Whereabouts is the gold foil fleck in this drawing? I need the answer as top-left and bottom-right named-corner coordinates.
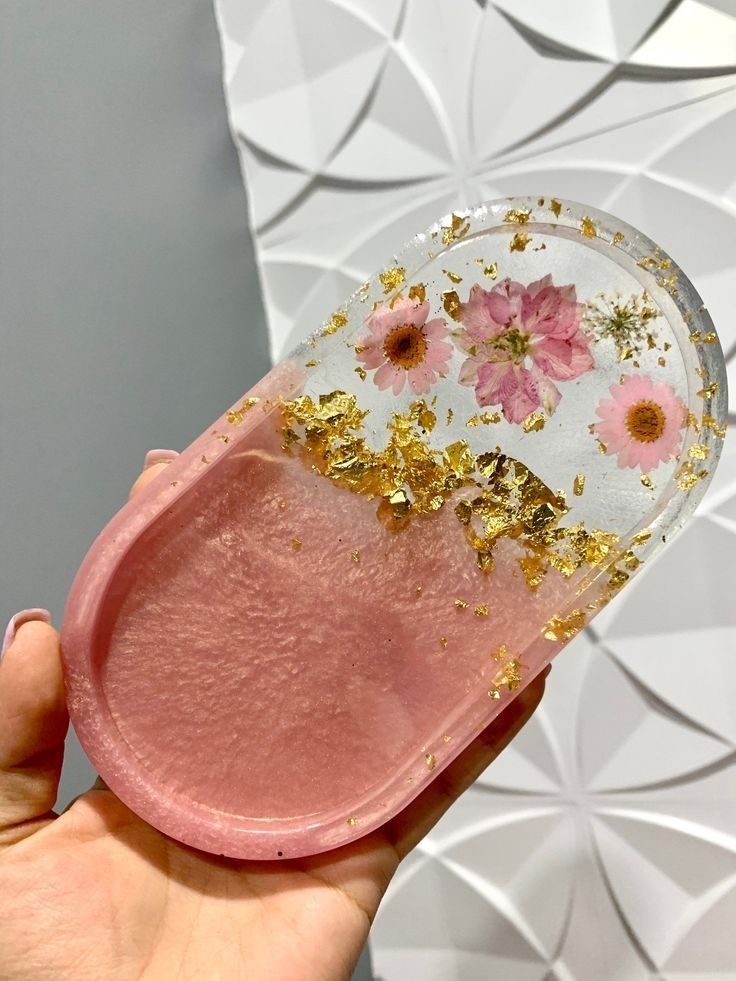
top-left (640, 474), bottom-right (654, 489)
top-left (522, 410), bottom-right (546, 433)
top-left (278, 498), bottom-right (287, 510)
top-left (379, 267), bottom-right (406, 294)
top-left (443, 269), bottom-right (463, 284)
top-left (442, 289), bottom-right (462, 322)
top-left (454, 598), bottom-right (469, 610)
top-left (550, 199), bottom-right (562, 218)
top-left (487, 686), bottom-right (501, 699)
top-left (483, 262), bottom-right (498, 279)
top-left (697, 382), bottom-right (719, 399)
top-left (543, 610), bottom-right (586, 641)
top-left (613, 231), bottom-right (624, 244)
top-left (580, 216), bottom-right (597, 238)
top-left (509, 232), bottom-right (531, 252)
top-left (504, 208), bottom-right (531, 224)
top-left (201, 454), bottom-right (210, 465)
top-left (442, 734), bottom-right (452, 743)
top-left (474, 604), bottom-right (489, 617)
top-left (354, 366), bottom-right (367, 381)
top-left (322, 309), bottom-right (348, 337)
top-left (305, 359), bottom-right (319, 368)
top-left (446, 407), bottom-right (454, 426)
top-left (442, 212), bottom-right (471, 245)
top-left (598, 442), bottom-right (608, 454)
top-left (630, 529), bottom-right (651, 546)
top-left (495, 658), bottom-right (524, 692)
top-left (573, 474), bottom-right (585, 496)
top-left (346, 817), bottom-right (359, 827)
top-left (351, 549), bottom-right (360, 563)
top-left (291, 538), bottom-right (302, 550)
top-left (491, 644), bottom-right (508, 662)
top-left (518, 555), bottom-right (547, 590)
top-left (227, 397), bottom-right (259, 425)
top-left (658, 356), bottom-right (666, 367)
top-left (439, 637), bottom-right (448, 648)
top-left (408, 282), bottom-right (426, 302)
top-left (703, 414), bottom-right (726, 438)
top-left (688, 443), bottom-right (709, 460)
top-left (409, 400), bottom-right (437, 432)
top-left (425, 753), bottom-right (437, 771)
top-left (215, 433), bottom-right (231, 444)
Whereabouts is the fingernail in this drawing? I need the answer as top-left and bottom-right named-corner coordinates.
top-left (144, 449), bottom-right (179, 469)
top-left (1, 608), bottom-right (51, 659)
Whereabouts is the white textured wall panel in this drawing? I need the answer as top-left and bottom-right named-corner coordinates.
top-left (217, 1), bottom-right (736, 976)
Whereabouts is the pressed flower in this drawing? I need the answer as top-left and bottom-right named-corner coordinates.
top-left (593, 374), bottom-right (686, 472)
top-left (453, 275), bottom-right (594, 423)
top-left (357, 299), bottom-right (452, 396)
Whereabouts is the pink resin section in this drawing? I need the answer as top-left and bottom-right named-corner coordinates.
top-left (99, 415), bottom-right (573, 836)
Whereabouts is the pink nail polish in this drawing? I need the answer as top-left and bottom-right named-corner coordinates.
top-left (1, 608), bottom-right (51, 659)
top-left (143, 449), bottom-right (179, 470)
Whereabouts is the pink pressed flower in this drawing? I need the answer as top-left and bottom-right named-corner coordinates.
top-left (454, 275), bottom-right (594, 423)
top-left (594, 374), bottom-right (686, 472)
top-left (357, 298), bottom-right (453, 396)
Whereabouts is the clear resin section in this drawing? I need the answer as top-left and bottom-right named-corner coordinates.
top-left (97, 199), bottom-right (726, 851)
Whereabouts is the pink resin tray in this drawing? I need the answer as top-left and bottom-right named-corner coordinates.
top-left (61, 198), bottom-right (727, 860)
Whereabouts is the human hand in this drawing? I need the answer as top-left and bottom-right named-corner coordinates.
top-left (0, 452), bottom-right (548, 981)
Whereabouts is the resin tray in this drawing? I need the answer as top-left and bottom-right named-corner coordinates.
top-left (61, 198), bottom-right (727, 860)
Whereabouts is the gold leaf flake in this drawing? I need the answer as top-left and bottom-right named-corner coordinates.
top-left (518, 555), bottom-right (547, 590)
top-left (443, 268), bottom-right (463, 284)
top-left (446, 407), bottom-right (454, 426)
top-left (504, 208), bottom-right (531, 224)
top-left (454, 598), bottom-right (469, 610)
top-left (474, 604), bottom-right (489, 617)
top-left (612, 231), bottom-right (624, 244)
top-left (491, 644), bottom-right (508, 662)
top-left (550, 199), bottom-right (562, 218)
top-left (425, 753), bottom-right (437, 771)
top-left (487, 686), bottom-right (501, 700)
top-left (494, 658), bottom-right (524, 691)
top-left (598, 442), bottom-right (608, 454)
top-left (227, 397), bottom-right (259, 425)
top-left (543, 610), bottom-right (586, 641)
top-left (305, 359), bottom-right (319, 367)
top-left (442, 212), bottom-right (471, 245)
top-left (697, 382), bottom-right (720, 399)
top-left (509, 232), bottom-right (531, 252)
top-left (483, 262), bottom-right (498, 279)
top-left (278, 498), bottom-right (287, 510)
top-left (354, 366), bottom-right (367, 381)
top-left (346, 817), bottom-right (358, 827)
top-left (573, 474), bottom-right (585, 496)
top-left (201, 454), bottom-right (210, 465)
top-left (439, 636), bottom-right (447, 648)
top-left (658, 357), bottom-right (666, 367)
top-left (630, 529), bottom-right (651, 546)
top-left (442, 289), bottom-right (462, 322)
top-left (640, 474), bottom-right (654, 489)
top-left (379, 267), bottom-right (406, 294)
top-left (322, 309), bottom-right (348, 336)
top-left (703, 414), bottom-right (726, 438)
top-left (522, 410), bottom-right (546, 433)
top-left (215, 433), bottom-right (231, 444)
top-left (291, 538), bottom-right (302, 551)
top-left (688, 443), bottom-right (709, 460)
top-left (408, 282), bottom-right (426, 302)
top-left (580, 216), bottom-right (597, 238)
top-left (442, 734), bottom-right (452, 743)
top-left (351, 549), bottom-right (360, 563)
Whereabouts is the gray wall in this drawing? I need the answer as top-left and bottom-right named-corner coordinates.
top-left (0, 0), bottom-right (271, 800)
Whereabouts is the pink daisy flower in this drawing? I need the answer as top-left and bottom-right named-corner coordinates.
top-left (594, 374), bottom-right (686, 472)
top-left (454, 275), bottom-right (594, 423)
top-left (357, 298), bottom-right (452, 396)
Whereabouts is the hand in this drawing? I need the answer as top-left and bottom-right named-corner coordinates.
top-left (0, 454), bottom-right (547, 981)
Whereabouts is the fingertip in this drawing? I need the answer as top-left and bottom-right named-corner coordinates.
top-left (128, 461), bottom-right (174, 500)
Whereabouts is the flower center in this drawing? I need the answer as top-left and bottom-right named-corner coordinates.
top-left (492, 327), bottom-right (530, 363)
top-left (625, 401), bottom-right (666, 443)
top-left (383, 324), bottom-right (427, 369)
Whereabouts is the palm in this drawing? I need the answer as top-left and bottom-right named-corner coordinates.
top-left (0, 461), bottom-right (546, 980)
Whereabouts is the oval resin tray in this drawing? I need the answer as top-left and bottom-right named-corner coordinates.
top-left (62, 198), bottom-right (727, 860)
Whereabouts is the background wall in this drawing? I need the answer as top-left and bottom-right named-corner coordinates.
top-left (217, 1), bottom-right (736, 977)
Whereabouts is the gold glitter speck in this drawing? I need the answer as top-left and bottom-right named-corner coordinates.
top-left (354, 366), bottom-right (367, 381)
top-left (443, 269), bottom-right (463, 284)
top-left (305, 359), bottom-right (318, 367)
top-left (439, 637), bottom-right (448, 648)
top-left (474, 604), bottom-right (489, 617)
top-left (454, 598), bottom-right (469, 610)
top-left (446, 407), bottom-right (454, 426)
top-left (544, 610), bottom-right (586, 641)
top-left (425, 753), bottom-right (437, 771)
top-left (346, 817), bottom-right (358, 827)
top-left (351, 549), bottom-right (360, 563)
top-left (488, 686), bottom-right (501, 700)
top-left (510, 232), bottom-right (531, 252)
top-left (613, 231), bottom-right (624, 244)
top-left (641, 474), bottom-right (654, 489)
top-left (291, 538), bottom-right (302, 551)
top-left (483, 262), bottom-right (498, 279)
top-left (550, 199), bottom-right (562, 218)
top-left (573, 474), bottom-right (585, 496)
